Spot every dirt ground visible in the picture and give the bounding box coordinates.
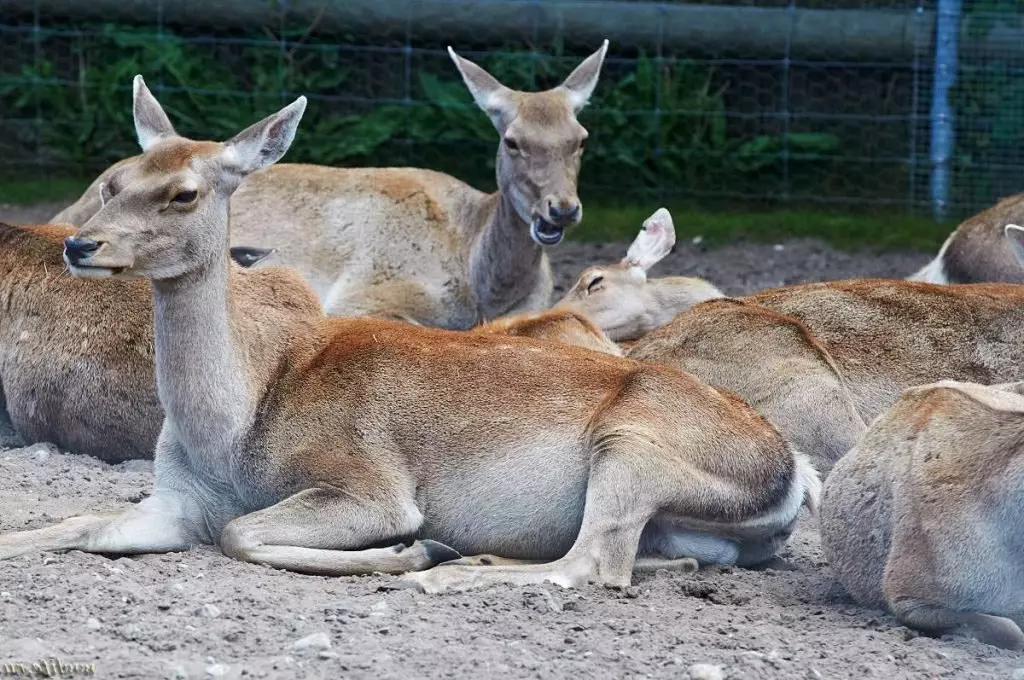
[2,202,1020,679]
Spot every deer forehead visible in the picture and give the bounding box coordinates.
[138,139,222,175]
[507,91,585,141]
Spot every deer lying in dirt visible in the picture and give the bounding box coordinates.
[909,193,1024,284]
[630,225,1024,472]
[0,222,278,461]
[821,379,1024,649]
[555,208,724,342]
[0,76,821,594]
[53,44,611,330]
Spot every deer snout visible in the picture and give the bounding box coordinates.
[63,237,102,264]
[546,198,582,227]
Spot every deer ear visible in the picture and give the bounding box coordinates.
[560,40,609,112]
[1006,224,1024,270]
[623,208,676,271]
[448,47,515,129]
[229,246,277,268]
[133,75,177,151]
[222,96,307,176]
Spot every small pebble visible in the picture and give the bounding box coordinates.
[195,604,221,618]
[688,663,725,680]
[293,632,332,651]
[85,617,101,630]
[205,663,230,677]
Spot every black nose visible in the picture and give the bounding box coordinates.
[63,237,101,263]
[548,203,581,225]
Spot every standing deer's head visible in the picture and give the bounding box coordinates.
[63,76,305,280]
[448,41,609,247]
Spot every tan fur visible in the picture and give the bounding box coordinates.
[556,208,724,341]
[0,222,305,462]
[474,309,622,356]
[630,277,1024,472]
[0,78,820,594]
[52,44,613,330]
[910,194,1024,284]
[821,380,1024,649]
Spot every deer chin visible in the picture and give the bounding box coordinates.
[530,217,566,247]
[66,263,127,278]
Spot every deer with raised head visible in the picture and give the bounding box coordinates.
[0,77,822,593]
[821,379,1024,649]
[555,208,724,342]
[0,221,282,462]
[52,44,611,329]
[910,193,1024,284]
[629,223,1024,472]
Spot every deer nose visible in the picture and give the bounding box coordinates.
[63,237,101,263]
[547,202,581,226]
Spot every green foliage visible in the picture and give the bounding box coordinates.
[0,23,840,201]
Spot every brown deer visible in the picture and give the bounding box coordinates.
[821,379,1024,649]
[0,77,821,594]
[473,308,622,356]
[556,208,724,341]
[909,193,1024,284]
[52,43,611,329]
[0,221,284,461]
[630,224,1024,472]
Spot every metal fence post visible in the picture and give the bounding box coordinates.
[929,0,962,221]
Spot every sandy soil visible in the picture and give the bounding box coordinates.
[3,202,1019,679]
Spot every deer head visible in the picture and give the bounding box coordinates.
[448,41,608,247]
[556,208,724,341]
[63,76,306,280]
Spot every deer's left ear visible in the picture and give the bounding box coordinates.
[133,75,177,151]
[560,40,609,112]
[623,207,676,271]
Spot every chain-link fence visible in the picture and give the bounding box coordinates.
[0,0,1021,219]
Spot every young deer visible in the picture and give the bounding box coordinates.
[630,224,1024,472]
[0,221,280,461]
[0,77,821,593]
[909,193,1024,284]
[821,379,1024,649]
[555,208,724,341]
[52,44,611,329]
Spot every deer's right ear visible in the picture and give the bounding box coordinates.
[222,96,307,176]
[623,208,676,272]
[448,47,515,129]
[1006,224,1024,269]
[132,75,177,151]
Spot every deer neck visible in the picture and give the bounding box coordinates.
[468,190,547,319]
[151,251,251,464]
[647,277,727,329]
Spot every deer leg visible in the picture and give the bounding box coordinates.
[0,491,206,560]
[889,598,1024,650]
[445,554,697,575]
[395,455,659,594]
[218,488,461,576]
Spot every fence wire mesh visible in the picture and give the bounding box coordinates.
[0,0,1021,219]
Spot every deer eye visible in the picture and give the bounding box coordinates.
[172,189,198,204]
[504,138,520,152]
[586,275,604,293]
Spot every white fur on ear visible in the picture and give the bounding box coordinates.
[448,46,514,128]
[132,75,177,151]
[98,182,111,208]
[222,96,307,176]
[623,207,676,271]
[561,39,609,112]
[1005,224,1024,269]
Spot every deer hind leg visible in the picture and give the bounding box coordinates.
[218,488,461,576]
[0,491,206,560]
[446,554,698,575]
[889,599,1024,650]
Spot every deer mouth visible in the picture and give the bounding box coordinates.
[530,217,565,246]
[66,263,126,278]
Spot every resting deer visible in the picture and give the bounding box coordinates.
[556,208,724,342]
[821,379,1024,649]
[0,77,821,594]
[630,223,1024,472]
[473,309,621,356]
[910,193,1024,284]
[52,43,611,329]
[0,222,280,462]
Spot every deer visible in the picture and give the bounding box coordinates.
[51,43,612,330]
[555,208,725,342]
[473,308,622,356]
[0,221,282,462]
[628,224,1024,472]
[821,379,1024,649]
[909,193,1024,284]
[0,76,822,594]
